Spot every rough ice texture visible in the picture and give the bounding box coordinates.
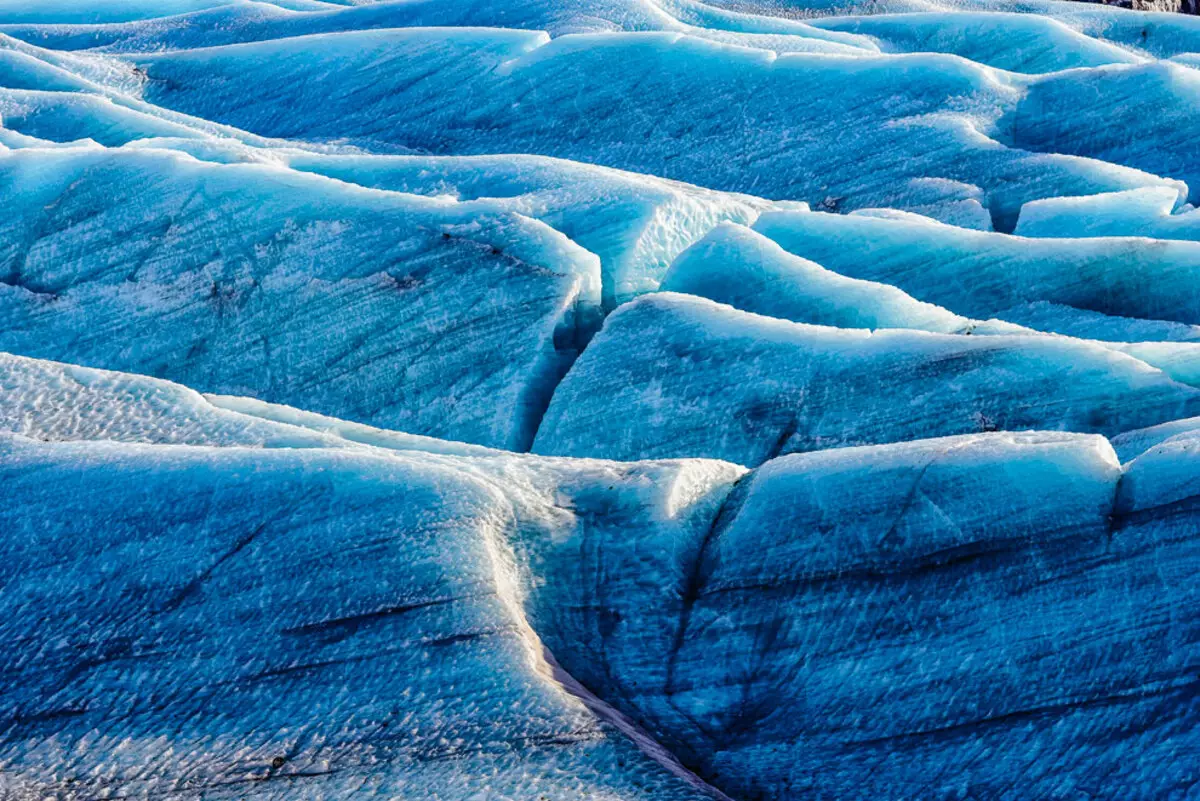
[9,362,1200,800]
[0,146,599,450]
[1006,60,1200,203]
[277,151,779,311]
[0,434,730,801]
[0,351,338,447]
[534,293,1200,465]
[809,10,1146,71]
[0,0,881,57]
[635,430,1200,800]
[0,353,746,799]
[6,0,1200,798]
[126,28,1183,224]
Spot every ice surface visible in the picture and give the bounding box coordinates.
[0,34,349,148]
[0,434,730,801]
[277,152,780,310]
[208,393,505,457]
[0,351,339,447]
[993,299,1200,342]
[534,293,1200,465]
[0,0,881,56]
[662,222,1200,387]
[125,28,1183,221]
[650,430,1200,799]
[10,355,1200,800]
[0,353,748,799]
[1111,414,1200,461]
[11,350,1200,799]
[727,0,1200,56]
[0,0,885,56]
[0,0,240,25]
[810,10,1145,71]
[662,222,1003,333]
[0,101,779,313]
[754,209,1200,332]
[5,0,1200,797]
[1027,5,1200,58]
[1007,60,1200,203]
[1016,187,1200,240]
[3,128,784,308]
[0,145,600,449]
[0,89,209,144]
[3,18,1194,224]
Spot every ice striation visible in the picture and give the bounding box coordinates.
[0,145,600,450]
[5,0,1200,798]
[7,358,1200,799]
[534,292,1200,464]
[623,430,1200,800]
[0,434,733,801]
[121,27,1187,224]
[753,208,1200,334]
[662,222,1200,386]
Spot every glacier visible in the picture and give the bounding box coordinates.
[0,436,728,800]
[752,208,1200,329]
[123,27,1186,225]
[1015,186,1200,240]
[5,0,1200,798]
[7,358,1200,799]
[533,292,1200,464]
[0,145,601,450]
[662,222,1200,386]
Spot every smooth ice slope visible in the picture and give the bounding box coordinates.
[0,146,600,450]
[661,223,1200,388]
[0,35,354,149]
[725,0,1200,57]
[534,293,1200,465]
[810,11,1144,72]
[1007,60,1200,204]
[661,222,1008,334]
[754,209,1200,335]
[129,28,1183,222]
[0,0,879,56]
[279,152,780,310]
[993,300,1200,343]
[0,351,531,458]
[0,0,241,25]
[0,89,209,145]
[1111,414,1200,461]
[0,352,340,448]
[1015,187,1200,240]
